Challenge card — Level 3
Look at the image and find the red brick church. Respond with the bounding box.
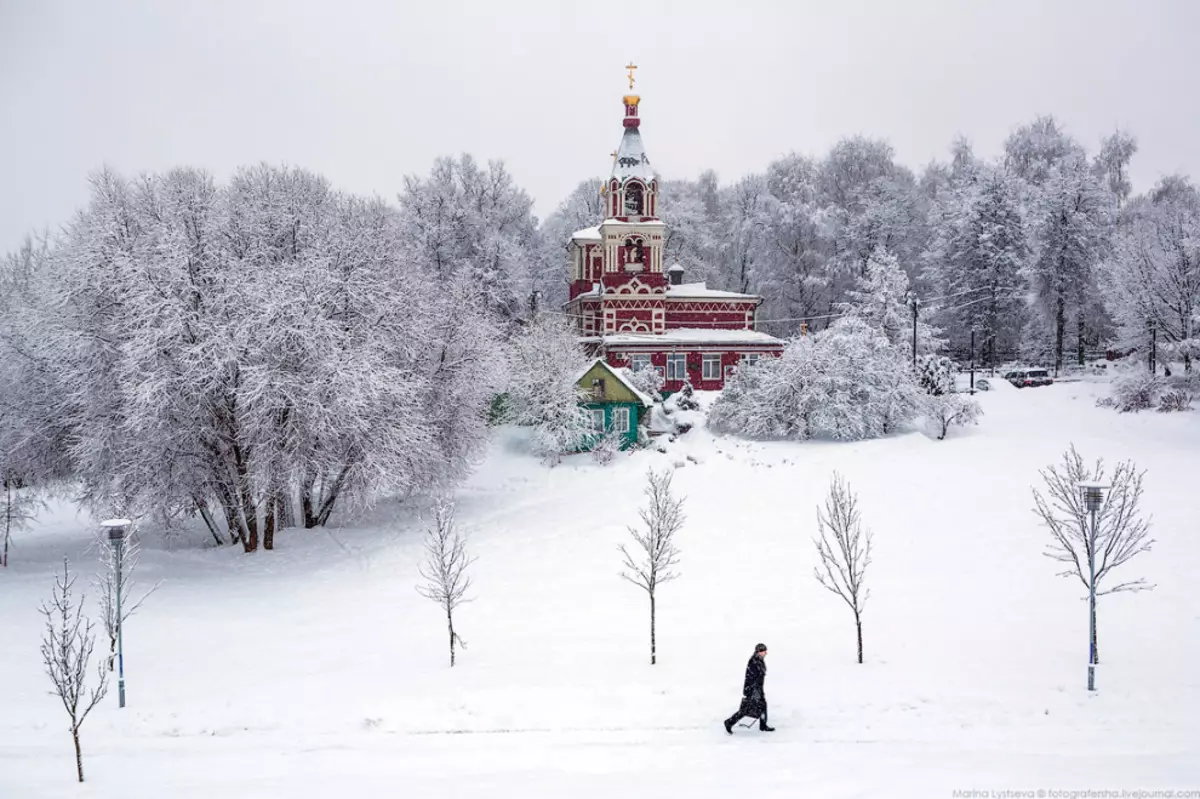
[563,71,783,392]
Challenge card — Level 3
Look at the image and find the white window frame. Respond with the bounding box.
[702,353,722,381]
[613,407,631,434]
[666,353,687,381]
[741,353,761,368]
[629,354,652,372]
[589,408,605,433]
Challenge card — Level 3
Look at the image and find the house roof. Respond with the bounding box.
[576,358,653,407]
[601,328,784,347]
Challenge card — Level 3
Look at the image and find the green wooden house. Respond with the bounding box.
[576,359,653,451]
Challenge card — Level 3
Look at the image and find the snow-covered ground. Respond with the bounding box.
[3,380,1199,798]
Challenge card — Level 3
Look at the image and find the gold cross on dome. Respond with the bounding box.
[610,150,618,162]
[625,62,638,90]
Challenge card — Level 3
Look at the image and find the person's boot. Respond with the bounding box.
[759,717,775,732]
[723,717,735,734]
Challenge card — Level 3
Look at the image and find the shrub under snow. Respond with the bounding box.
[709,317,921,441]
[504,316,592,463]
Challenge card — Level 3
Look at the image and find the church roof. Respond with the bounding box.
[666,282,761,300]
[600,328,784,347]
[612,127,655,182]
[571,225,602,242]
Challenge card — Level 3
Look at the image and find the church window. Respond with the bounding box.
[666,354,687,381]
[624,182,644,215]
[630,354,651,372]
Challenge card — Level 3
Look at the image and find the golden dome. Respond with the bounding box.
[623,94,641,106]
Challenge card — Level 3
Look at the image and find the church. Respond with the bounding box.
[563,69,784,392]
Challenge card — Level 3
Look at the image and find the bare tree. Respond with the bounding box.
[620,468,685,665]
[39,558,109,783]
[1033,445,1154,665]
[92,525,161,669]
[417,497,475,667]
[813,472,873,664]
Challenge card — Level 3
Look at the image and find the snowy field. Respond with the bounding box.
[2,379,1199,798]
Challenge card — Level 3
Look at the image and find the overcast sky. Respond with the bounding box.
[2,0,1197,253]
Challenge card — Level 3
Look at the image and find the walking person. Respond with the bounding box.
[724,643,775,733]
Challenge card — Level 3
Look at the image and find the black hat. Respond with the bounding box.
[754,643,767,653]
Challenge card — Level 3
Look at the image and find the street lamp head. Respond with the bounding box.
[100,518,132,542]
[1078,482,1110,512]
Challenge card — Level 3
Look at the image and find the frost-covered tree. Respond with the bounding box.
[926,168,1028,366]
[1032,446,1153,670]
[1093,130,1138,210]
[1102,177,1200,372]
[1025,156,1112,372]
[504,315,592,463]
[925,393,983,440]
[813,473,872,664]
[398,155,538,320]
[417,497,474,667]
[1,471,39,568]
[40,558,109,783]
[620,468,684,665]
[709,317,919,440]
[842,245,939,354]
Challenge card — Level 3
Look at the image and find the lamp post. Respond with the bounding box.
[100,518,131,708]
[1077,484,1108,692]
[969,328,977,395]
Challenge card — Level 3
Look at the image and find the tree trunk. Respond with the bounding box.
[1091,601,1099,665]
[1076,311,1086,366]
[1054,294,1066,376]
[649,591,657,665]
[300,468,318,528]
[73,727,83,782]
[447,606,456,668]
[278,494,295,529]
[263,496,276,551]
[195,497,226,546]
[855,610,863,665]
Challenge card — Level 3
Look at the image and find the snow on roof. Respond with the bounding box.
[602,328,784,347]
[571,225,602,242]
[612,127,656,182]
[576,358,653,407]
[666,281,760,300]
[667,263,685,272]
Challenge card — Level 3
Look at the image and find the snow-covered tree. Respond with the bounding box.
[417,497,474,667]
[709,317,919,441]
[925,393,983,440]
[1025,156,1112,373]
[925,168,1029,366]
[1,471,38,568]
[504,315,592,463]
[1102,177,1200,372]
[620,468,684,665]
[842,245,939,355]
[1093,130,1138,210]
[398,155,538,320]
[39,558,108,783]
[813,472,872,664]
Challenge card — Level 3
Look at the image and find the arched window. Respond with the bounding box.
[624,182,644,216]
[624,237,645,265]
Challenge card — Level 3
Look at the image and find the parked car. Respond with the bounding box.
[1004,368,1053,388]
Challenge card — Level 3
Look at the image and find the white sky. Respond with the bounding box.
[2,0,1197,253]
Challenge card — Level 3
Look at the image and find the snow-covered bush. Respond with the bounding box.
[1157,391,1194,413]
[709,317,920,441]
[590,429,625,465]
[504,316,592,464]
[917,354,956,396]
[1109,362,1165,412]
[622,365,664,404]
[925,392,983,440]
[674,380,700,411]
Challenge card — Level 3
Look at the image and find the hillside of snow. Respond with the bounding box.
[2,379,1199,798]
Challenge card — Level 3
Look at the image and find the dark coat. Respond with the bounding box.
[736,654,768,717]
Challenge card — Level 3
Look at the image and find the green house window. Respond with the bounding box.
[613,407,630,434]
[589,409,605,433]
